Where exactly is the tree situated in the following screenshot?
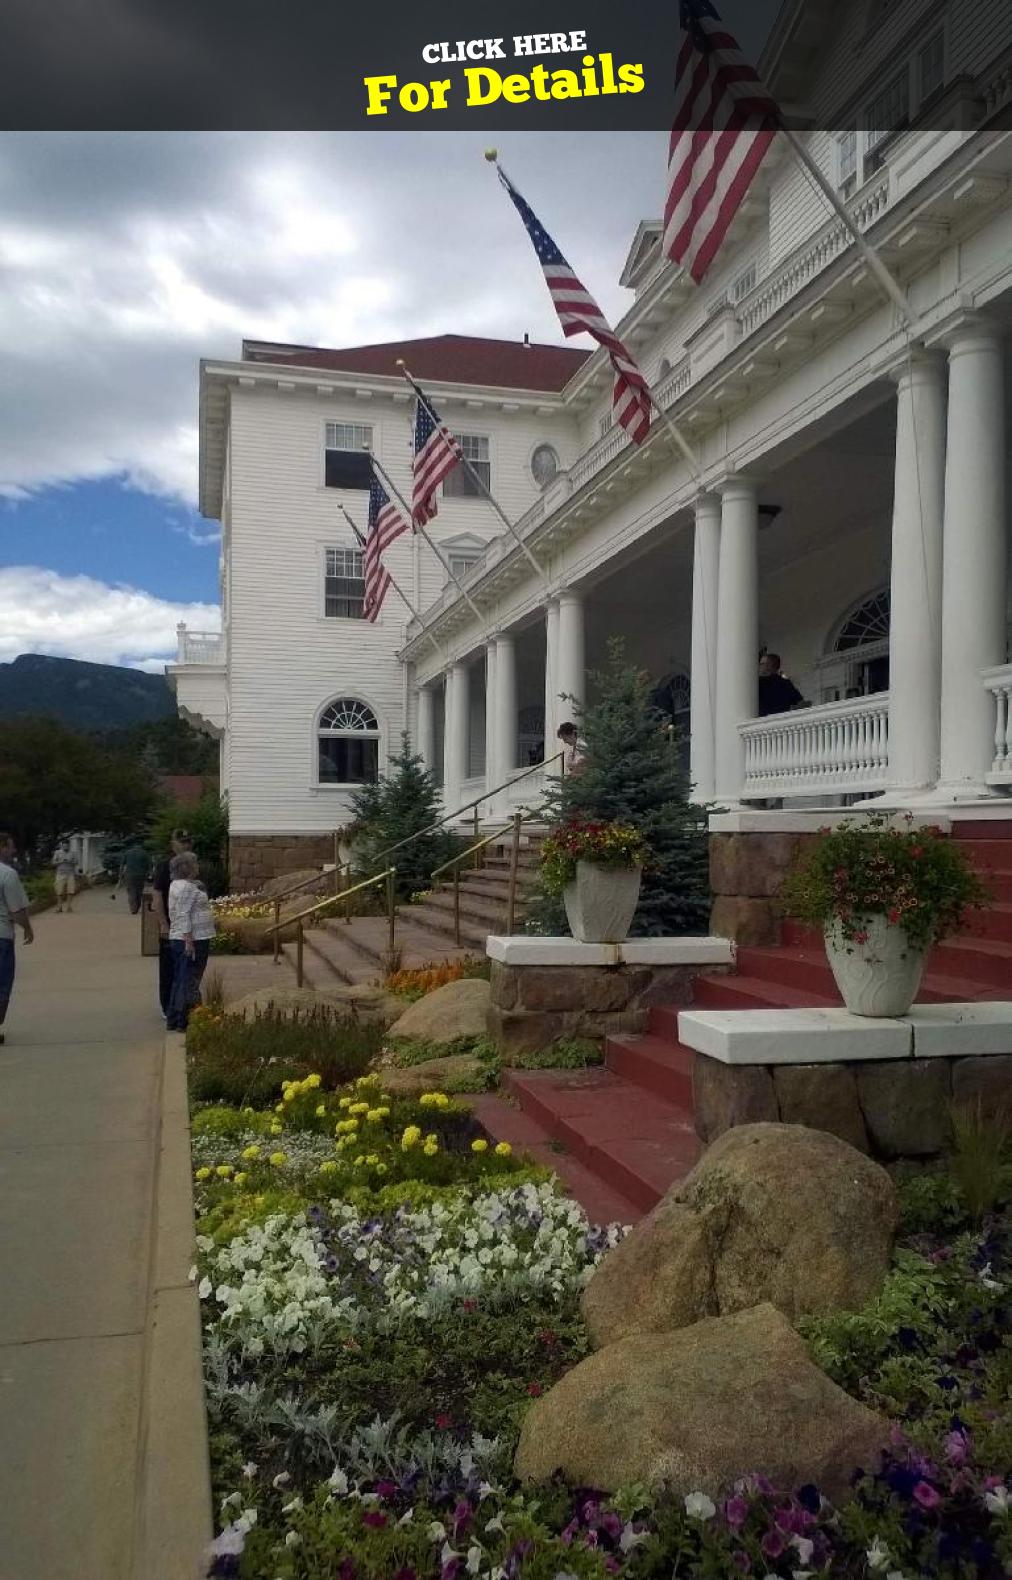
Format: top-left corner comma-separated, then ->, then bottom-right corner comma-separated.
350,734 -> 456,899
0,715 -> 156,862
99,715 -> 219,776
526,641 -> 711,937
148,791 -> 230,896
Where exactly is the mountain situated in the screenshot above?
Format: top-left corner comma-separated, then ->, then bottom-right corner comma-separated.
0,653 -> 176,730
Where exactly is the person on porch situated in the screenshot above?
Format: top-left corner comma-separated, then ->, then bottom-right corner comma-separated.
557,721 -> 587,775
758,652 -> 806,717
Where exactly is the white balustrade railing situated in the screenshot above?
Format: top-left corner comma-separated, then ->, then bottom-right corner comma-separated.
740,694 -> 890,799
984,664 -> 1012,784
176,625 -> 224,665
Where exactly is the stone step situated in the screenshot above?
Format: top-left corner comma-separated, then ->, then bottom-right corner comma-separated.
421,889 -> 513,928
465,1093 -> 640,1226
501,1067 -> 700,1216
605,1033 -> 695,1107
389,903 -> 490,953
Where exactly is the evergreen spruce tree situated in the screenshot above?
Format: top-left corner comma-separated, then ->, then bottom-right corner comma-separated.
527,641 -> 711,937
350,733 -> 455,900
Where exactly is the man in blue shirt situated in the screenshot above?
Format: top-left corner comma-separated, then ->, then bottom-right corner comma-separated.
0,832 -> 34,1045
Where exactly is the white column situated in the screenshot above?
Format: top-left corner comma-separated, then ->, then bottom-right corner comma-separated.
714,477 -> 759,803
543,599 -> 560,752
416,685 -> 436,776
443,663 -> 469,813
556,591 -> 586,723
494,632 -> 518,786
886,351 -> 947,792
690,492 -> 721,802
937,323 -> 1007,796
484,641 -> 497,794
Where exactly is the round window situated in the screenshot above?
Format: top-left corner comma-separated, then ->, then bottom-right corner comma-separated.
530,444 -> 560,489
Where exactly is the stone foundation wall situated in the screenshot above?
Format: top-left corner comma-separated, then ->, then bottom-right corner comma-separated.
709,832 -> 819,945
229,834 -> 335,888
694,1052 -> 1012,1161
489,960 -> 731,1060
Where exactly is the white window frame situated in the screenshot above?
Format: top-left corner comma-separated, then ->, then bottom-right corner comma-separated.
529,442 -> 561,490
441,533 -> 487,584
442,431 -> 491,499
321,542 -> 366,621
313,693 -> 383,790
837,130 -> 859,193
323,420 -> 373,491
730,258 -> 758,304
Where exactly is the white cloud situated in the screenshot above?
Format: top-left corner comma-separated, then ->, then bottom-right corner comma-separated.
0,131 -> 666,506
0,565 -> 219,669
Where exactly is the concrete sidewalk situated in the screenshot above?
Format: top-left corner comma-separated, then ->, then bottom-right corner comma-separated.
0,887 -> 204,1578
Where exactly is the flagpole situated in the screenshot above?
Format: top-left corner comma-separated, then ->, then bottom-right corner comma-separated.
338,504 -> 446,663
486,152 -> 704,484
396,359 -> 552,588
780,128 -> 916,328
368,450 -> 490,633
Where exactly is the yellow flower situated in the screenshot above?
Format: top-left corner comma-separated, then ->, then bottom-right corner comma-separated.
335,1119 -> 357,1136
194,1166 -> 212,1181
423,1141 -> 438,1157
270,1123 -> 283,1136
434,1093 -> 450,1108
365,1153 -> 379,1166
375,1162 -> 388,1175
275,1103 -> 284,1114
307,1074 -> 322,1089
355,1075 -> 377,1090
315,1104 -> 326,1117
353,1155 -> 365,1166
338,1097 -> 352,1110
419,1093 -> 435,1108
401,1126 -> 422,1150
349,1102 -> 369,1115
494,1142 -> 512,1158
282,1087 -> 296,1103
471,1139 -> 488,1153
376,1106 -> 390,1119
365,1109 -> 385,1123
241,1145 -> 260,1161
215,1164 -> 233,1178
268,1152 -> 287,1166
319,1160 -> 338,1175
234,1172 -> 248,1186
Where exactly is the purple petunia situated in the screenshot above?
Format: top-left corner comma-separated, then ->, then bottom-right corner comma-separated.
724,1496 -> 749,1531
913,1481 -> 942,1510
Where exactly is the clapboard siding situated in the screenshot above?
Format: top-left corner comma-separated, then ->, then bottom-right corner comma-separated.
225,387 -> 576,833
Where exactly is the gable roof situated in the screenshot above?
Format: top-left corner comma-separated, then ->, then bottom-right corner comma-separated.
240,334 -> 590,394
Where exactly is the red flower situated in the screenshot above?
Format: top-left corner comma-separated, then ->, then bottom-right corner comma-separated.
527,1382 -> 543,1397
887,908 -> 902,924
435,1413 -> 453,1429
461,1298 -> 477,1313
853,930 -> 869,945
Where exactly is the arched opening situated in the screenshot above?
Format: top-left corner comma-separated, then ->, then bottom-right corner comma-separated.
317,697 -> 380,785
820,589 -> 891,701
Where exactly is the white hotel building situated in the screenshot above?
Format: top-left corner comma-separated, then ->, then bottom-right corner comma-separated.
171,0 -> 1012,892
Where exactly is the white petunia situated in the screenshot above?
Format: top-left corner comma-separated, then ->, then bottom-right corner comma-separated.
272,1471 -> 290,1489
428,1520 -> 447,1542
684,1491 -> 717,1520
198,1277 -> 213,1300
207,1525 -> 245,1559
866,1537 -> 891,1571
285,1529 -> 301,1548
467,1546 -> 483,1575
241,1462 -> 257,1480
984,1485 -> 1009,1513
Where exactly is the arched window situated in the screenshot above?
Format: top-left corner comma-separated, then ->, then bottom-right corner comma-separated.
834,590 -> 890,651
318,697 -> 380,785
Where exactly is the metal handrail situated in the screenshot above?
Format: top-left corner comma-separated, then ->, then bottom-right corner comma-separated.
429,823 -> 513,881
266,866 -> 398,987
430,808 -> 543,945
266,866 -> 396,936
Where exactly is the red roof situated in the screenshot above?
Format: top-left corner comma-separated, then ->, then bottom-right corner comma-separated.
241,334 -> 590,394
158,775 -> 211,808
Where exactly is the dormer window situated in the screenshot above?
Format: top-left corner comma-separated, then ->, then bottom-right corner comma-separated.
442,533 -> 487,581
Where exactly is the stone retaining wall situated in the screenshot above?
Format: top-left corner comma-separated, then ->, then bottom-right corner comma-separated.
489,959 -> 731,1059
694,1051 -> 1012,1160
229,834 -> 334,887
709,831 -> 818,944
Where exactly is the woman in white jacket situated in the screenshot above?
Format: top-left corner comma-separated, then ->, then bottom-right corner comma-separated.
166,851 -> 216,1031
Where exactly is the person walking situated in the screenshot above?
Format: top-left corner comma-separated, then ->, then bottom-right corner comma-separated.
152,830 -> 192,1017
0,832 -> 34,1045
116,839 -> 150,915
165,851 -> 216,1033
52,842 -> 78,914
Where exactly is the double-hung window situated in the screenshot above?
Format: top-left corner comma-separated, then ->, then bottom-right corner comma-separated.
865,70 -> 909,168
324,546 -> 365,619
443,433 -> 490,499
838,130 -> 858,194
324,422 -> 373,490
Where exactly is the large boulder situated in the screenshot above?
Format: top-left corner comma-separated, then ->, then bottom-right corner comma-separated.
382,1053 -> 491,1095
258,868 -> 329,900
230,984 -> 403,1027
515,1302 -> 889,1501
387,978 -> 491,1044
583,1123 -> 896,1348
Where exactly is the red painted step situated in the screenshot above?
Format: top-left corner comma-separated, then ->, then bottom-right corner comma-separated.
692,971 -> 838,1011
466,1092 -> 640,1226
605,1033 -> 694,1106
501,1068 -> 700,1216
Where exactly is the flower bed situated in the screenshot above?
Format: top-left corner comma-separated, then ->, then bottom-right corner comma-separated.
194,1062 -> 1011,1578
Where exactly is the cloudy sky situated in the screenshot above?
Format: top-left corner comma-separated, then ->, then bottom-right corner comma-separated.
0,131 -> 691,668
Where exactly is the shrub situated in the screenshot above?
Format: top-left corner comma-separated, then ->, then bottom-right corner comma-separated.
513,1038 -> 604,1071
950,1100 -> 1011,1225
782,813 -> 989,951
349,734 -> 457,900
186,1006 -> 383,1105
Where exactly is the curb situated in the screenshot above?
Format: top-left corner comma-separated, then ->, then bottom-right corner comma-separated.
132,1034 -> 213,1580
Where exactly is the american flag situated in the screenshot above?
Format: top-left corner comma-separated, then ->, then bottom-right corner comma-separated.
362,471 -> 409,621
411,387 -> 463,527
498,169 -> 651,446
665,0 -> 780,284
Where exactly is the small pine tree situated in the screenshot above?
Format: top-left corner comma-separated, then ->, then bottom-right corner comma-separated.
527,641 -> 711,937
350,733 -> 456,899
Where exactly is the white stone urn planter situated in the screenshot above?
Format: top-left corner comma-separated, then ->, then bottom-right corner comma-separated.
563,861 -> 642,944
824,915 -> 927,1018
